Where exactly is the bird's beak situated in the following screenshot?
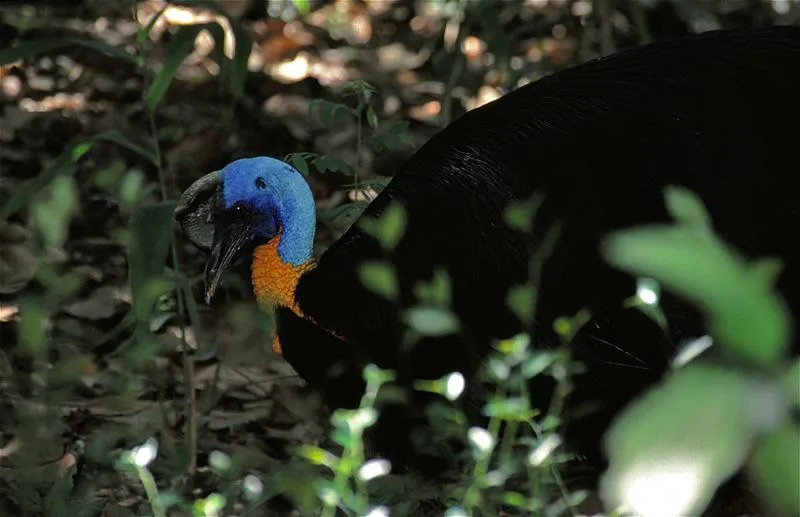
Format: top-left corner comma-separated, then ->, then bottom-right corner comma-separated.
204,218 -> 253,304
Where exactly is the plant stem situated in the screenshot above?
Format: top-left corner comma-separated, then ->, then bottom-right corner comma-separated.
136,6 -> 198,478
136,466 -> 167,517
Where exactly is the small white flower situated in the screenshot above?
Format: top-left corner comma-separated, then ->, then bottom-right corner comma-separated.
636,279 -> 659,305
467,426 -> 494,455
528,434 -> 562,466
445,372 -> 465,401
131,437 -> 158,467
364,505 -> 390,517
444,508 -> 469,517
243,474 -> 263,498
358,459 -> 392,481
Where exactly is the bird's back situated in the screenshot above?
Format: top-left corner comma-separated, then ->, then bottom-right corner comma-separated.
279,26 -> 800,470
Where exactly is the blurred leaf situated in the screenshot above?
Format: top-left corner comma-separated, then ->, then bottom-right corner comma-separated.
0,223 -> 39,294
404,306 -> 459,336
360,202 -> 406,251
148,23 -> 224,112
128,202 -> 176,329
287,153 -> 310,176
32,174 -> 79,248
0,38 -> 137,65
600,364 -> 766,516
507,283 -> 534,325
748,423 -> 800,516
414,268 -> 451,307
782,359 -> 800,407
369,122 -> 412,152
358,262 -> 398,301
0,141 -> 91,221
366,105 -> 378,129
603,225 -> 790,367
309,99 -> 352,128
664,185 -> 711,229
292,0 -> 311,15
483,396 -> 536,421
119,170 -> 147,212
553,308 -> 591,342
229,20 -> 252,98
312,154 -> 355,176
19,298 -> 48,359
138,7 -> 167,47
92,130 -> 157,165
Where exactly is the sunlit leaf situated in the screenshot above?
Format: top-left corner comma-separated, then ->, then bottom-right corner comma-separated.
603,225 -> 790,367
600,364 -> 775,516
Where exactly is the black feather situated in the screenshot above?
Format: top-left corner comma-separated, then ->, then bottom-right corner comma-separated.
279,26 -> 800,478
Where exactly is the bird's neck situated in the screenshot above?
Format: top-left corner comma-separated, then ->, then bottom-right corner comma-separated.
251,233 -> 315,314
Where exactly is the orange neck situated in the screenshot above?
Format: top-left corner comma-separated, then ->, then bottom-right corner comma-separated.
251,235 -> 314,316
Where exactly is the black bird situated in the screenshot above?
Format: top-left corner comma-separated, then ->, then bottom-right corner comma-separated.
176,26 -> 800,480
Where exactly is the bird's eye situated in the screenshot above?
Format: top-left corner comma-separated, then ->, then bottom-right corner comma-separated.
233,203 -> 246,215
255,177 -> 267,190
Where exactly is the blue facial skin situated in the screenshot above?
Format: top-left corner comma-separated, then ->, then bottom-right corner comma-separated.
220,157 -> 316,266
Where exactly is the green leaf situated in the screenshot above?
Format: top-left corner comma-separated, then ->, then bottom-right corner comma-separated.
602,225 -> 790,367
292,0 -> 311,15
128,202 -> 177,329
92,130 -> 157,165
32,174 -> 78,248
600,364 -> 767,516
0,38 -> 137,66
309,99 -> 353,128
358,262 -> 398,301
506,283 -> 534,325
360,202 -> 406,251
483,396 -> 536,421
414,268 -> 451,307
286,153 -> 310,176
0,141 -> 92,221
312,154 -> 355,175
369,121 -> 412,152
147,23 -> 225,112
366,105 -> 379,129
229,21 -> 252,98
138,7 -> 167,47
664,185 -> 712,229
748,423 -> 800,516
781,359 -> 799,407
404,306 -> 460,336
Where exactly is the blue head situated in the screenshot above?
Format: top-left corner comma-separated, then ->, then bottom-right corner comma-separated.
175,156 -> 315,302
220,157 -> 316,265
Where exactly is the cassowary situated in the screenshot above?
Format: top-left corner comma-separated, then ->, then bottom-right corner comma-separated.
176,26 -> 800,482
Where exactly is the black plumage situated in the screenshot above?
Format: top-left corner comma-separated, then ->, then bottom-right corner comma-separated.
180,26 -> 800,488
